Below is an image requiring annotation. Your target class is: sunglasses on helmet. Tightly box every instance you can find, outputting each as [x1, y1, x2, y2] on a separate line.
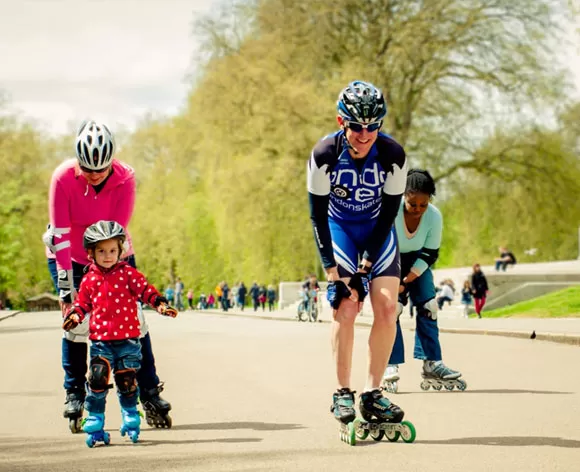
[345, 120, 382, 133]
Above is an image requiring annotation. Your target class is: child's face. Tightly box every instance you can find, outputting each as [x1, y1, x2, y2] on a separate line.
[93, 239, 120, 268]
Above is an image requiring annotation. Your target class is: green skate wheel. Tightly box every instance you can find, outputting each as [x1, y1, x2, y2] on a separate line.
[370, 428, 384, 441]
[347, 421, 356, 446]
[400, 421, 416, 443]
[354, 418, 369, 440]
[385, 428, 400, 442]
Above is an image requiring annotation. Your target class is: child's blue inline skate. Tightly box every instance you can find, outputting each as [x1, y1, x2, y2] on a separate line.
[83, 412, 110, 448]
[420, 360, 467, 391]
[119, 407, 141, 443]
[353, 388, 416, 444]
[330, 388, 358, 445]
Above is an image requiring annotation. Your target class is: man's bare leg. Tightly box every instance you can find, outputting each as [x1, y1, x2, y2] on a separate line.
[365, 276, 399, 390]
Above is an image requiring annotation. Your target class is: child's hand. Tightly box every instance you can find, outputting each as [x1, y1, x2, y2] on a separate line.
[158, 303, 178, 318]
[62, 311, 80, 331]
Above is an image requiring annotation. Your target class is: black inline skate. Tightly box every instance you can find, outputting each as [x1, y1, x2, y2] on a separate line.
[141, 383, 172, 428]
[63, 389, 85, 434]
[331, 388, 359, 445]
[351, 388, 416, 444]
[330, 388, 356, 424]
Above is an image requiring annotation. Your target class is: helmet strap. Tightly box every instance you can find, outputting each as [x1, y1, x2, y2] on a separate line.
[341, 128, 360, 155]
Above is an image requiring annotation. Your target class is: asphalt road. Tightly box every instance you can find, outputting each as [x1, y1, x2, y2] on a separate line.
[1, 310, 579, 472]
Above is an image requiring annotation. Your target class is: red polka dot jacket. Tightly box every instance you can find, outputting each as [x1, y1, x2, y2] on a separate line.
[71, 261, 162, 341]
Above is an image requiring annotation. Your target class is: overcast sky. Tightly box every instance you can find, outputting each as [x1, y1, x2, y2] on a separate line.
[1, 1, 579, 137]
[0, 0, 215, 135]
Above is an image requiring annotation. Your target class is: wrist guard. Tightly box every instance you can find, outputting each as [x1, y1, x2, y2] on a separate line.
[57, 269, 75, 303]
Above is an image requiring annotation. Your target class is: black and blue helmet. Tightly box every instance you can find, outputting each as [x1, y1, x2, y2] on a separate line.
[337, 81, 387, 124]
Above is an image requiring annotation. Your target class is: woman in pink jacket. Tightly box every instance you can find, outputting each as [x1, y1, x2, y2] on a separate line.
[44, 121, 173, 432]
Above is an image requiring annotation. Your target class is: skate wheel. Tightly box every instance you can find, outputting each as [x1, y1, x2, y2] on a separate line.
[69, 417, 83, 434]
[400, 421, 416, 443]
[457, 379, 467, 391]
[347, 421, 356, 445]
[444, 384, 455, 391]
[103, 432, 110, 445]
[432, 384, 443, 391]
[420, 380, 430, 391]
[385, 428, 400, 442]
[85, 435, 96, 448]
[354, 418, 369, 440]
[129, 430, 139, 443]
[339, 422, 356, 445]
[383, 381, 398, 394]
[370, 428, 384, 441]
[163, 415, 172, 429]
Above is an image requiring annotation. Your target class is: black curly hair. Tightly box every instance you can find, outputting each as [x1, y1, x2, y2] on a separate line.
[405, 169, 436, 197]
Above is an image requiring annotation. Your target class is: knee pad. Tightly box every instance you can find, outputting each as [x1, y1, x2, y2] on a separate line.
[418, 298, 438, 321]
[114, 369, 138, 397]
[88, 356, 112, 393]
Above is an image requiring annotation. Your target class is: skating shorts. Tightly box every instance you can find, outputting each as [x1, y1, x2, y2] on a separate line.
[329, 218, 400, 279]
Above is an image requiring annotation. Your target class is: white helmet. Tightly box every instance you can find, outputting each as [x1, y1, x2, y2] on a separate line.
[75, 120, 116, 170]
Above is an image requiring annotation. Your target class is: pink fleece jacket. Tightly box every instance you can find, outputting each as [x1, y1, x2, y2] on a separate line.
[48, 159, 136, 271]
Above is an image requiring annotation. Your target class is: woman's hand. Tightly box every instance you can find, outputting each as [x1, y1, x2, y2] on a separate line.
[402, 271, 418, 285]
[59, 300, 72, 318]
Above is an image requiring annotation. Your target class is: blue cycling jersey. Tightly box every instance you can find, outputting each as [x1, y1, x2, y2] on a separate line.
[307, 130, 407, 268]
[308, 131, 407, 223]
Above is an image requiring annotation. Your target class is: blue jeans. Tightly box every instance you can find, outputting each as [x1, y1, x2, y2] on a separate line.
[48, 257, 161, 395]
[389, 268, 442, 364]
[85, 338, 142, 413]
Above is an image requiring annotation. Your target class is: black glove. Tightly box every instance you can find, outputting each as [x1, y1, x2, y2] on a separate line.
[348, 272, 369, 303]
[326, 280, 352, 310]
[57, 269, 75, 303]
[153, 296, 169, 308]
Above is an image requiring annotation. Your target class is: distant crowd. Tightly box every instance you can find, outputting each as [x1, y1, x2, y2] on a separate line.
[162, 279, 277, 313]
[432, 246, 517, 319]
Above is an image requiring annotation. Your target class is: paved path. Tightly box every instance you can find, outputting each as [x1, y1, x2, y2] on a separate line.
[1, 310, 580, 471]
[191, 305, 580, 345]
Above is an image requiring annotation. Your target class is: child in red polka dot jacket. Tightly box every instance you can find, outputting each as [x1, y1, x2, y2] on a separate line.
[62, 220, 177, 446]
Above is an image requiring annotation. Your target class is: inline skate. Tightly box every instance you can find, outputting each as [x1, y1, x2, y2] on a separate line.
[63, 389, 85, 434]
[381, 364, 400, 394]
[420, 360, 467, 391]
[119, 407, 141, 443]
[331, 388, 358, 445]
[83, 412, 110, 448]
[351, 388, 416, 445]
[141, 383, 172, 428]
